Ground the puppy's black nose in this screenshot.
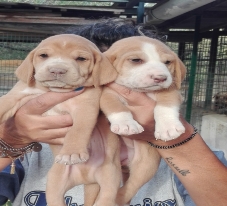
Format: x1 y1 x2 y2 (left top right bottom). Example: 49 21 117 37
49 68 67 75
153 75 167 83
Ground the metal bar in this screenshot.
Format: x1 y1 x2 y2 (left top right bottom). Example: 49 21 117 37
178 42 185 61
137 2 144 23
185 15 201 122
204 28 219 108
36 0 129 2
126 0 140 8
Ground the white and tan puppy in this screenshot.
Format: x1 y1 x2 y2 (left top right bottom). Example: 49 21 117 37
0 34 122 206
101 36 186 205
102 36 186 140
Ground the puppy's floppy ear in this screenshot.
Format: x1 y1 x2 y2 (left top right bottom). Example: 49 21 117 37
173 53 187 89
15 49 36 86
91 49 118 87
103 49 117 65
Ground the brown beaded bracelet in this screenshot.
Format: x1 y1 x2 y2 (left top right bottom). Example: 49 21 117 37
147 126 198 149
0 138 42 174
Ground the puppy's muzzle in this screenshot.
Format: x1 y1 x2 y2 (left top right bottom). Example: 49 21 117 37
153 75 167 83
49 67 68 77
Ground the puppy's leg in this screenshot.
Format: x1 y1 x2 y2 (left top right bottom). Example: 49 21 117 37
84 184 100 206
94 154 121 206
0 80 44 123
93 115 121 206
55 88 101 165
46 163 75 206
100 87 144 136
154 90 185 141
116 139 161 206
0 92 38 123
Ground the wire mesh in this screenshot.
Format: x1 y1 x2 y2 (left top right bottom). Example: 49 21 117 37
167 35 227 130
0 32 226 132
0 32 45 96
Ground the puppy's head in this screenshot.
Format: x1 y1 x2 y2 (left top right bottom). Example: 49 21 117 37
104 36 186 92
15 34 117 92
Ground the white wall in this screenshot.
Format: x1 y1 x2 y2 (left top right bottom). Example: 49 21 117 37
201 114 227 158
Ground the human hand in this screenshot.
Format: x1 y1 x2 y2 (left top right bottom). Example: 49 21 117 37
108 83 195 143
0 90 84 147
107 83 156 141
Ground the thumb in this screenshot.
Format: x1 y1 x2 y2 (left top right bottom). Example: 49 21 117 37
20 89 84 115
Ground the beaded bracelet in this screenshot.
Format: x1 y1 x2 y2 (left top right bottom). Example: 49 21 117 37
0 138 42 174
147 126 198 149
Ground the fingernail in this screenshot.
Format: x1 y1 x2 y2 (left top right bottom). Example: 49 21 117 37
75 87 84 91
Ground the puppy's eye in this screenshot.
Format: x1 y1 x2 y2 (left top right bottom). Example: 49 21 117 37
165 60 171 65
40 53 48 58
130 59 143 64
76 57 87 61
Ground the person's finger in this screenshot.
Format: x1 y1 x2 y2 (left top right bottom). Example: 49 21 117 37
40 137 64 145
32 127 71 143
33 114 73 129
108 83 155 106
19 90 84 115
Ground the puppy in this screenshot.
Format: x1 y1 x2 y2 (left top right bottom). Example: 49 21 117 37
0 34 121 206
101 36 186 205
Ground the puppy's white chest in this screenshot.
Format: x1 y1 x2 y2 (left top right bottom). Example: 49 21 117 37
21 87 46 95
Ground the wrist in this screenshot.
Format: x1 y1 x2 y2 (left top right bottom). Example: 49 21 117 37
0 123 30 148
0 138 42 157
148 119 195 147
0 138 41 174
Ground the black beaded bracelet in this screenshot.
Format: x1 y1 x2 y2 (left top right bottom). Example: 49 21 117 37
147 126 198 149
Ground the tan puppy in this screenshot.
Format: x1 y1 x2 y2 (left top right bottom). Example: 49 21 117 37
101 36 186 205
0 34 121 206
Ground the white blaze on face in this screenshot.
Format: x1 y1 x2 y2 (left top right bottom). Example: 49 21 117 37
143 43 160 61
115 42 173 91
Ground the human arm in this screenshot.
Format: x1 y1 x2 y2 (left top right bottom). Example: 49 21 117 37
108 83 227 206
156 120 227 206
175 150 227 206
0 89 83 171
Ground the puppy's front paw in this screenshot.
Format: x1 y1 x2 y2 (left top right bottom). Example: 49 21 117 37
155 120 185 141
55 149 89 165
108 112 144 135
111 119 144 135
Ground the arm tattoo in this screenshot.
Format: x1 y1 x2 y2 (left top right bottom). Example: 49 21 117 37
165 157 190 176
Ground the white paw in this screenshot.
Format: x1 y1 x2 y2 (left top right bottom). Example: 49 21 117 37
108 112 144 135
111 119 144 135
155 120 185 141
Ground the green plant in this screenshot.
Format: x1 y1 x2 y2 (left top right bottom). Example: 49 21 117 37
2 200 12 206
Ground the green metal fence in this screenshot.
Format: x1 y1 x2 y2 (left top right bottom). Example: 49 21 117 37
0 32 227 132
0 33 45 96
167 35 227 130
